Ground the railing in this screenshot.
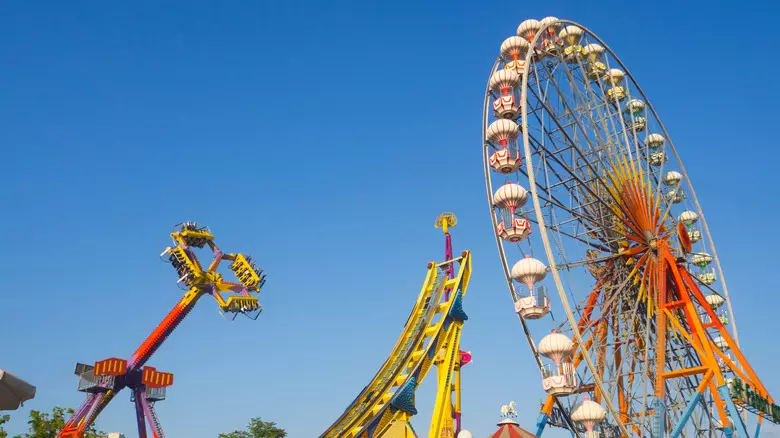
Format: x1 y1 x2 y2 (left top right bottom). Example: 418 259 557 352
77 372 114 392
514 286 551 317
130 387 167 402
541 362 576 382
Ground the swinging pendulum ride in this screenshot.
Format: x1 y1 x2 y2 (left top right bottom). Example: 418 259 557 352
59 222 266 438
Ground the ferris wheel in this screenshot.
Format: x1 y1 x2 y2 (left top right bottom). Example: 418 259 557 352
482 17 774 438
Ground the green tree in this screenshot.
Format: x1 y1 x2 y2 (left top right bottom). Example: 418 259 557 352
1 414 10 438
12 407 105 438
219 417 287 438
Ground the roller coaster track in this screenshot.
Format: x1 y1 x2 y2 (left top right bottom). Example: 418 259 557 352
321 250 471 438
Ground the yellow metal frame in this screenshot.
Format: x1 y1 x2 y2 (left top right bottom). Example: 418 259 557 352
321 251 471 438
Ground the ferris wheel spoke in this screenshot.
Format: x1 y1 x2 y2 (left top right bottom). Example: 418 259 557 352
546 58 621 159
514 164 616 243
523 130 624 235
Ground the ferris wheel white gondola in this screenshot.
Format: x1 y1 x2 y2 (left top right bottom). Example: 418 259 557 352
517 19 542 42
691 252 713 267
584 61 607 81
582 43 605 62
582 44 606 80
649 151 667 167
663 170 683 187
644 133 666 150
628 116 647 132
493 182 529 211
489 69 522 120
605 68 627 102
678 210 699 227
559 25 584 62
514 284 550 319
705 293 725 309
696 271 717 286
538 331 573 364
500 36 531 74
665 190 686 204
538 17 561 56
689 229 702 243
624 100 646 132
487 119 522 173
511 252 550 319
511 256 547 290
571 397 607 438
624 99 645 115
559 25 583 45
539 16 561 35
538 331 577 395
494 182 533 243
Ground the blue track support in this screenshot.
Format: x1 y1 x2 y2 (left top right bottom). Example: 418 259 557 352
535 412 548 437
719 384 750 438
725 427 734 438
754 421 761 438
652 397 667 438
669 392 702 438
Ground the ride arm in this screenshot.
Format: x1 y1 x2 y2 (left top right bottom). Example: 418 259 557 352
128 287 204 371
59 390 116 438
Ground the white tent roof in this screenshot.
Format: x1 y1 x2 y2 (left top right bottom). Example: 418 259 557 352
0 369 36 410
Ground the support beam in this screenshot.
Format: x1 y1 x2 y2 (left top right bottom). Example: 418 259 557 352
669 392 701 438
535 412 549 437
661 366 709 379
720 385 750 438
134 388 148 438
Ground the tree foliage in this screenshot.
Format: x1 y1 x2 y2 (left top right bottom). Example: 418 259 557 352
3 407 105 438
1 414 10 438
219 417 287 438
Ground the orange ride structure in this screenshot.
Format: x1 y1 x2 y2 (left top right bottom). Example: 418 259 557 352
58 222 266 438
483 17 775 438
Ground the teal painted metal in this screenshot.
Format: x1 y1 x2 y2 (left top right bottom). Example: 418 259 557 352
652 397 667 438
720 384 750 438
669 392 702 438
535 412 548 437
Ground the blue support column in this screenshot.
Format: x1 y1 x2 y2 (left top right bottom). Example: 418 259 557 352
719 384 750 438
652 397 667 438
670 392 702 438
754 420 761 438
535 412 549 437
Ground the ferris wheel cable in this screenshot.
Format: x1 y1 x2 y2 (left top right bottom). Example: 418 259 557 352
546 61 622 158
521 126 622 229
526 80 612 164
524 89 646 233
540 64 622 162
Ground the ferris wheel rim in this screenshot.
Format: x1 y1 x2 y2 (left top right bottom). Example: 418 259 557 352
484 17 738 435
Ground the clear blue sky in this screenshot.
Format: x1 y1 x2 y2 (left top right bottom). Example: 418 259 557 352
2 1 779 437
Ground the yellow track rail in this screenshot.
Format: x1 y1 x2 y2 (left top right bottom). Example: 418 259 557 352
321 251 471 438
